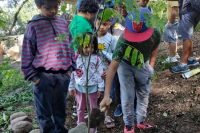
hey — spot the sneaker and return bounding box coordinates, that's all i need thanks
[124,125,135,133]
[89,128,97,133]
[72,111,77,117]
[72,105,77,117]
[170,64,189,73]
[162,56,178,63]
[84,113,88,119]
[84,110,88,119]
[114,104,122,117]
[136,122,153,129]
[175,53,180,59]
[104,115,115,128]
[187,59,199,67]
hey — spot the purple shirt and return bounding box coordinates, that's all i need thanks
[21,15,75,80]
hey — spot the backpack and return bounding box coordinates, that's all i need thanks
[190,0,200,12]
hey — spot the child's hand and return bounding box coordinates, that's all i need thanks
[100,97,112,112]
[101,71,107,79]
[69,90,76,97]
[97,91,103,98]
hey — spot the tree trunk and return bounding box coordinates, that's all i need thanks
[8,0,29,35]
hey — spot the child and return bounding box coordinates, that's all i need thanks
[21,0,75,132]
[163,1,180,63]
[138,0,152,13]
[95,17,117,128]
[69,0,99,118]
[69,0,99,40]
[100,7,161,133]
[68,33,104,133]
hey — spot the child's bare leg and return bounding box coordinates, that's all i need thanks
[168,42,177,57]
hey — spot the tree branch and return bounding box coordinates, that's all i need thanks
[8,0,29,35]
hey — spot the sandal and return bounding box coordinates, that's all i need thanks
[104,116,115,128]
[136,122,154,129]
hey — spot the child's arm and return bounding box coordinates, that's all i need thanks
[102,51,113,61]
[68,72,76,96]
[21,25,38,81]
[150,30,161,68]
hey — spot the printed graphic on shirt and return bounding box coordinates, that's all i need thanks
[123,45,144,68]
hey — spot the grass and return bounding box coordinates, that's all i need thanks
[0,58,28,96]
[0,58,33,132]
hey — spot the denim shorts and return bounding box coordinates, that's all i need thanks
[163,22,178,44]
[178,11,200,39]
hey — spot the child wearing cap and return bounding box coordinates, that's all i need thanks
[100,7,161,133]
[162,1,180,63]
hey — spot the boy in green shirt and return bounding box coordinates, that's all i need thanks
[69,0,99,40]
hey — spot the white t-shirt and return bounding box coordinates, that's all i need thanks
[98,32,117,69]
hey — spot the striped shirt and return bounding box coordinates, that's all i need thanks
[21,15,75,80]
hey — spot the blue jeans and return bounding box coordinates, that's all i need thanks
[117,61,154,126]
[33,72,70,133]
[110,73,120,103]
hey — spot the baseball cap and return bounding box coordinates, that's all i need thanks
[123,7,154,42]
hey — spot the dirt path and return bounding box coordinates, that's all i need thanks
[147,70,200,133]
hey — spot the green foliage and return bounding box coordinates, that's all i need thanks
[0,9,6,29]
[17,0,38,34]
[71,33,92,51]
[0,0,38,35]
[0,8,9,31]
[195,23,200,32]
[60,1,67,13]
[55,33,67,42]
[99,8,123,22]
[115,0,167,32]
[155,55,174,72]
[0,87,33,131]
[148,0,167,32]
[0,58,28,96]
[0,59,32,131]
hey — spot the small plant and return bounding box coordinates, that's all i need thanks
[155,55,174,72]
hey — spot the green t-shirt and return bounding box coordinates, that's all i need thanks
[69,15,93,39]
[112,29,161,68]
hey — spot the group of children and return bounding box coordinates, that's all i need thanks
[21,0,199,133]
